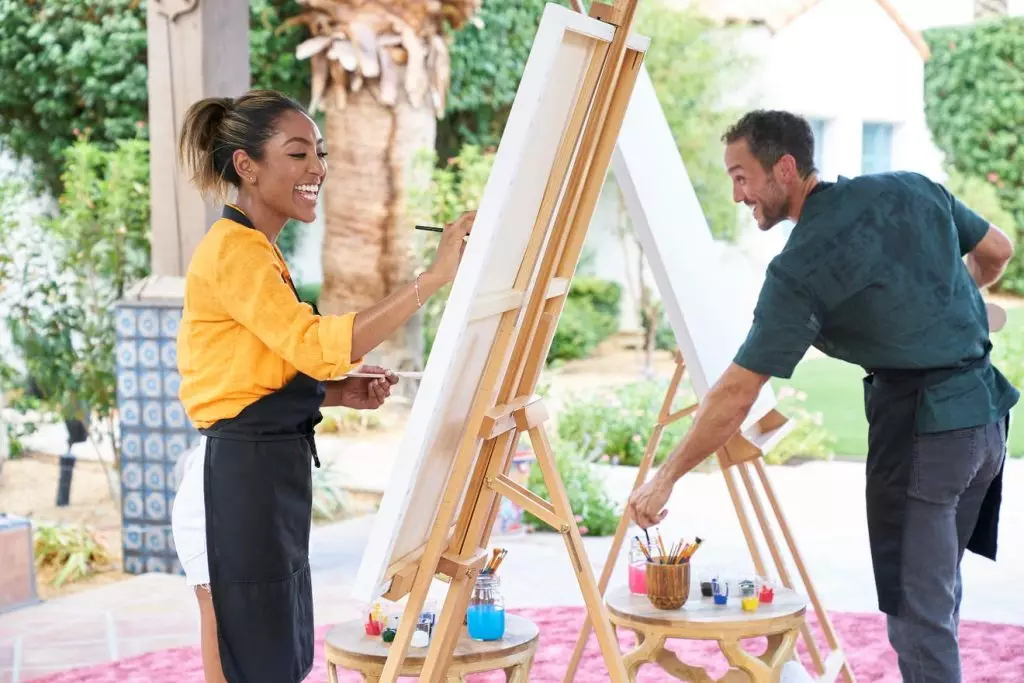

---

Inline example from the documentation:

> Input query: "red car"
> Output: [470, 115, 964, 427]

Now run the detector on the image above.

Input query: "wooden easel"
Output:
[364, 2, 644, 681]
[561, 350, 857, 683]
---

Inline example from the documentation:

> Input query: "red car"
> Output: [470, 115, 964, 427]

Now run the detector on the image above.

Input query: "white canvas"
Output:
[612, 66, 778, 431]
[352, 3, 651, 603]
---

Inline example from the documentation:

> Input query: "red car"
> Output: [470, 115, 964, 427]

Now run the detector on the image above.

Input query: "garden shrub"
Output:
[766, 387, 836, 465]
[0, 135, 150, 457]
[556, 380, 697, 468]
[522, 435, 620, 537]
[923, 17, 1024, 294]
[546, 279, 623, 364]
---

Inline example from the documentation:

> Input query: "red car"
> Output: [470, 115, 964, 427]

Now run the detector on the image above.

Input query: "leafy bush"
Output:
[546, 298, 607, 364]
[522, 436, 620, 537]
[568, 277, 621, 327]
[0, 0, 311, 197]
[992, 320, 1024, 391]
[547, 279, 623, 364]
[34, 522, 113, 587]
[767, 388, 836, 465]
[0, 135, 150, 456]
[923, 18, 1024, 293]
[557, 380, 697, 467]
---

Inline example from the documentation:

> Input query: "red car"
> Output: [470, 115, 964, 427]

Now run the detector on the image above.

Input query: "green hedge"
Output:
[546, 277, 622, 364]
[923, 17, 1024, 293]
[0, 0, 310, 197]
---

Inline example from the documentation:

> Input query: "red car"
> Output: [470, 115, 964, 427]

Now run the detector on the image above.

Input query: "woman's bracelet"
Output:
[414, 274, 423, 308]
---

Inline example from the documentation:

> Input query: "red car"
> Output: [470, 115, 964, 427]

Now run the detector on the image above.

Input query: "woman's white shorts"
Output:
[170, 436, 210, 587]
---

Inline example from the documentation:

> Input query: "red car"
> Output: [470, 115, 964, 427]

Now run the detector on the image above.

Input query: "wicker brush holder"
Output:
[645, 560, 690, 610]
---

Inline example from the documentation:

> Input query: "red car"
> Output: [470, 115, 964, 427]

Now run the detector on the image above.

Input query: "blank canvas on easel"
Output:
[612, 65, 778, 432]
[352, 4, 651, 604]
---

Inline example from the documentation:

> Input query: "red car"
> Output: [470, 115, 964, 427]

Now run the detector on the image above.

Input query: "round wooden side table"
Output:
[605, 584, 808, 682]
[324, 613, 539, 682]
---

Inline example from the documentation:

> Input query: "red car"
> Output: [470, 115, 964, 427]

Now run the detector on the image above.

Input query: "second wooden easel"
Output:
[562, 350, 857, 683]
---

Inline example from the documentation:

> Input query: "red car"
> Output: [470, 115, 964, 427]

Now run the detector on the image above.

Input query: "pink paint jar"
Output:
[628, 539, 647, 595]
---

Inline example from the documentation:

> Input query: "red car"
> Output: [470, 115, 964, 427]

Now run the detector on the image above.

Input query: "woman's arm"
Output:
[349, 268, 445, 361]
[349, 211, 474, 360]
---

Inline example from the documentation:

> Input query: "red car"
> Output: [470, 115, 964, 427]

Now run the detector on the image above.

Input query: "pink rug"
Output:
[28, 607, 1024, 682]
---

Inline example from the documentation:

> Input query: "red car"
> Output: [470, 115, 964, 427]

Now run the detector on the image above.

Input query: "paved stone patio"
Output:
[2, 459, 1021, 682]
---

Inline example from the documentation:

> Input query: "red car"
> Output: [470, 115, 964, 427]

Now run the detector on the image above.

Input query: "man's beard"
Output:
[756, 180, 790, 230]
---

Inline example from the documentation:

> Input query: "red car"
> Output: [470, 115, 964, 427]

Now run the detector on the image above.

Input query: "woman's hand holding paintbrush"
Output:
[416, 211, 475, 284]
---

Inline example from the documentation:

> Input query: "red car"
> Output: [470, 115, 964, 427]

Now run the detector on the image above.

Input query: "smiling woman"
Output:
[170, 89, 476, 683]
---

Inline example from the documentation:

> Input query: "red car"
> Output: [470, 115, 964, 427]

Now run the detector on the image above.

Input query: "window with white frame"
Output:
[861, 122, 894, 175]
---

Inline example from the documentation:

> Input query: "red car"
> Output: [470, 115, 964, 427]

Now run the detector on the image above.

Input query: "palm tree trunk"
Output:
[320, 82, 436, 393]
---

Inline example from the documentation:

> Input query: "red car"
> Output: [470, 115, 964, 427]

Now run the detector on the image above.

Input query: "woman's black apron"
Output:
[862, 351, 1005, 617]
[202, 204, 326, 682]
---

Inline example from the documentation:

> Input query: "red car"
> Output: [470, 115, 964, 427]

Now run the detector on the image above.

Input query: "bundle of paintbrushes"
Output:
[480, 547, 507, 575]
[633, 529, 702, 565]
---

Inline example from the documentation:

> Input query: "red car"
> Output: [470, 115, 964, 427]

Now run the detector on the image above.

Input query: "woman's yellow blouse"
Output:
[177, 217, 361, 428]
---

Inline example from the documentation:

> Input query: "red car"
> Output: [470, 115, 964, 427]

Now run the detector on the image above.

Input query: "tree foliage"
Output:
[0, 0, 149, 195]
[439, 0, 570, 160]
[0, 0, 311, 197]
[923, 17, 1024, 292]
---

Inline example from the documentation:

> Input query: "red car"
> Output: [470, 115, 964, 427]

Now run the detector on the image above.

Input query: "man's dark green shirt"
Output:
[734, 171, 1019, 434]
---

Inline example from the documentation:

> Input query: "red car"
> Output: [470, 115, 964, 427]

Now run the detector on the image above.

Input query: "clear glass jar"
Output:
[628, 538, 648, 595]
[466, 573, 505, 641]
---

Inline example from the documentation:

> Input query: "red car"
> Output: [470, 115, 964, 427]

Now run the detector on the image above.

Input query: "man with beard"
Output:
[627, 109, 1017, 683]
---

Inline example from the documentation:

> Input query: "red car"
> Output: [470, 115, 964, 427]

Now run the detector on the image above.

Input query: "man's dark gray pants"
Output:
[885, 418, 1006, 682]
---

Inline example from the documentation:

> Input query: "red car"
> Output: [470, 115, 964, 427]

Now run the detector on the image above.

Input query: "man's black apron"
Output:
[862, 352, 1005, 617]
[202, 204, 326, 682]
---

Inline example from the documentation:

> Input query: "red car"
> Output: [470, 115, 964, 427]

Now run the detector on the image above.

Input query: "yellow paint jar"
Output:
[741, 596, 759, 612]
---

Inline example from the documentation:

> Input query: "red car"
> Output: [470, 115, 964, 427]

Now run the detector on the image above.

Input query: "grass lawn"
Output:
[774, 305, 1024, 459]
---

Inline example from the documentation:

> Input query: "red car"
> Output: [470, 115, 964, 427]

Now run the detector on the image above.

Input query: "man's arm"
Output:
[627, 265, 822, 528]
[656, 363, 770, 485]
[941, 182, 1015, 288]
[966, 224, 1014, 288]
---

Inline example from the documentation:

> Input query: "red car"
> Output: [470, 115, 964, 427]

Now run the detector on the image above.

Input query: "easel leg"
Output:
[752, 458, 856, 683]
[563, 353, 693, 683]
[719, 454, 768, 577]
[529, 425, 630, 683]
[418, 559, 484, 682]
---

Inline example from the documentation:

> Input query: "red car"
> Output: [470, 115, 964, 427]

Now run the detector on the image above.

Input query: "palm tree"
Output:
[287, 0, 482, 383]
[974, 0, 1008, 19]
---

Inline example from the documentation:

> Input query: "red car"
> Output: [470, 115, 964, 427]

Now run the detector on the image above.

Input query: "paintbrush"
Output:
[682, 537, 703, 560]
[488, 549, 508, 574]
[634, 535, 653, 562]
[415, 224, 470, 241]
[343, 371, 424, 380]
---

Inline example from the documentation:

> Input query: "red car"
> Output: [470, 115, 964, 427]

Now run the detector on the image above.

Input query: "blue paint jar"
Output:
[466, 573, 505, 641]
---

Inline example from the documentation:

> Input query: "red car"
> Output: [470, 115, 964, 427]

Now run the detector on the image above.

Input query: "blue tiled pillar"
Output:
[114, 279, 199, 575]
